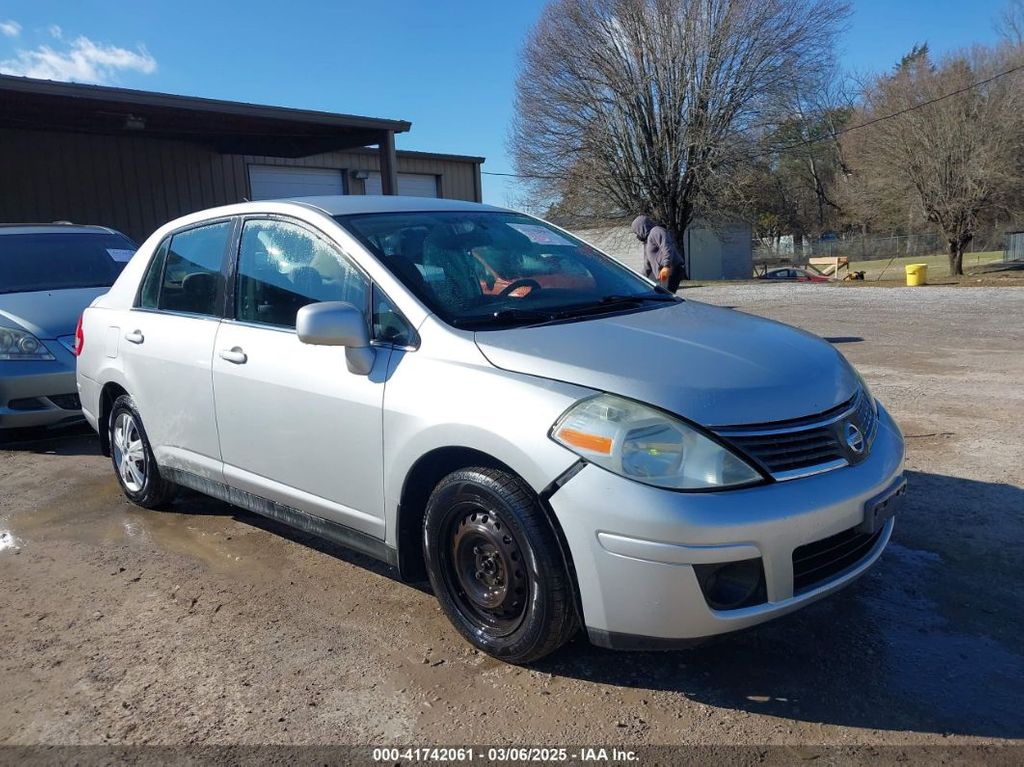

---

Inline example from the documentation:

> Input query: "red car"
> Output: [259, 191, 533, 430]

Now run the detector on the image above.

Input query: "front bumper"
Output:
[548, 402, 905, 647]
[0, 344, 82, 429]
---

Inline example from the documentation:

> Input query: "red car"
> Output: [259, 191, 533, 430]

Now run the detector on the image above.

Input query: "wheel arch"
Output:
[97, 381, 129, 456]
[395, 445, 582, 617]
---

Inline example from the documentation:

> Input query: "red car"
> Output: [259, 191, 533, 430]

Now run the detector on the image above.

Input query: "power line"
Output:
[483, 62, 1024, 179]
[482, 170, 562, 179]
[773, 61, 1024, 152]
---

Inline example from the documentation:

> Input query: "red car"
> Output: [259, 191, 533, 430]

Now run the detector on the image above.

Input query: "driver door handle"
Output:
[219, 347, 247, 365]
[125, 330, 144, 344]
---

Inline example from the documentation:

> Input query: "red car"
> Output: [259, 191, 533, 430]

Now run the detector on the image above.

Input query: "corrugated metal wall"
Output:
[0, 128, 482, 242]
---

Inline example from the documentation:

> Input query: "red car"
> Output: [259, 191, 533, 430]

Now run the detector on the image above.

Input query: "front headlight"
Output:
[550, 394, 763, 490]
[0, 328, 55, 361]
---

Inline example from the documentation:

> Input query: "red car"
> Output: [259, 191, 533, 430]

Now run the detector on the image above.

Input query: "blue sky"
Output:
[0, 0, 1011, 205]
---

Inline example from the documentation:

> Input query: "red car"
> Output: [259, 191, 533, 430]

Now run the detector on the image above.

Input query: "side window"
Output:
[372, 285, 417, 347]
[157, 222, 231, 316]
[137, 238, 170, 309]
[236, 219, 368, 329]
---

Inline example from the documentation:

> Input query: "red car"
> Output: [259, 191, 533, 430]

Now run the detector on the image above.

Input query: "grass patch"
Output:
[844, 251, 1003, 280]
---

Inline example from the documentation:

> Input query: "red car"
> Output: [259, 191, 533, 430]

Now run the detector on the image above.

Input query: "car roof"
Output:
[281, 195, 509, 216]
[0, 223, 125, 236]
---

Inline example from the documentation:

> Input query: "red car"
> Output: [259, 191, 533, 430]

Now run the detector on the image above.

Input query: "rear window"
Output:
[0, 231, 137, 294]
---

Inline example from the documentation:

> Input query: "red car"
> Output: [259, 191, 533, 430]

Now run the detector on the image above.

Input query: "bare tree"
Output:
[842, 46, 1024, 275]
[761, 73, 854, 245]
[511, 0, 850, 270]
[996, 0, 1024, 46]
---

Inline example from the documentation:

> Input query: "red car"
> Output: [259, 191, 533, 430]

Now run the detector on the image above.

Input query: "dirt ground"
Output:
[1, 285, 1022, 749]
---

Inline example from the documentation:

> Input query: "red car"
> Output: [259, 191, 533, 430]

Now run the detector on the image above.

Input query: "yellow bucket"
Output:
[905, 263, 928, 286]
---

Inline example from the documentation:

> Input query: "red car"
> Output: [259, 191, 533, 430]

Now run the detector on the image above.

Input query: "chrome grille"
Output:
[714, 389, 877, 481]
[855, 387, 877, 438]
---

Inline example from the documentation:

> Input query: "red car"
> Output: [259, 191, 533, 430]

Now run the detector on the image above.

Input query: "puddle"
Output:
[3, 471, 284, 576]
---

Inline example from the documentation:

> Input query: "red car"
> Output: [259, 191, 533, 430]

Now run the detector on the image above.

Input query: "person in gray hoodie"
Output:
[631, 215, 686, 291]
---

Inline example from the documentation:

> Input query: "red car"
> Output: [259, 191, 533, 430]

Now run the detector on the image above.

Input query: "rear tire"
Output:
[423, 467, 578, 664]
[109, 394, 176, 509]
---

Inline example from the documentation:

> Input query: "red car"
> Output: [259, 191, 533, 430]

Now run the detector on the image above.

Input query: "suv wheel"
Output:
[423, 467, 578, 664]
[109, 394, 176, 509]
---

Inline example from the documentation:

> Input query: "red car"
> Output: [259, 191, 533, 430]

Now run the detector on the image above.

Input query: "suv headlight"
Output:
[550, 394, 764, 490]
[0, 328, 55, 360]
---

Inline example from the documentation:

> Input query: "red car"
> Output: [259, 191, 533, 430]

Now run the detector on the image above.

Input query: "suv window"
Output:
[236, 219, 368, 329]
[157, 222, 231, 316]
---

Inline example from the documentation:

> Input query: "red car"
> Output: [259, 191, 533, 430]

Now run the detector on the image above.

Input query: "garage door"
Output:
[364, 172, 439, 197]
[248, 166, 346, 200]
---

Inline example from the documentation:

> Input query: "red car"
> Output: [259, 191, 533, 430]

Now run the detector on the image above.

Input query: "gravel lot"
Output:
[1, 285, 1022, 749]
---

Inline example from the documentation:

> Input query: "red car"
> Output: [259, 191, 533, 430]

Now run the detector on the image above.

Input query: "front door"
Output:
[211, 217, 389, 538]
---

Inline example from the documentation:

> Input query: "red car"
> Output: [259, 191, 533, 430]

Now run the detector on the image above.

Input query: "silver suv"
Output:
[76, 197, 905, 663]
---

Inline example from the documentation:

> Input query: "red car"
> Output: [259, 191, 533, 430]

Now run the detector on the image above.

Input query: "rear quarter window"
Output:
[137, 239, 170, 309]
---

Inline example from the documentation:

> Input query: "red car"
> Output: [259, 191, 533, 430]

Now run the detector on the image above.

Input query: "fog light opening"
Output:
[694, 558, 766, 611]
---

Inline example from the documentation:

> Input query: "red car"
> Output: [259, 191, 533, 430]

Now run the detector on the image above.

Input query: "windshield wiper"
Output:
[597, 292, 679, 306]
[457, 293, 679, 330]
[543, 293, 678, 319]
[452, 307, 559, 329]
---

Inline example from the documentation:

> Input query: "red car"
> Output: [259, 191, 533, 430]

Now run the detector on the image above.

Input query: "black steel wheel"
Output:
[446, 504, 530, 635]
[424, 467, 578, 663]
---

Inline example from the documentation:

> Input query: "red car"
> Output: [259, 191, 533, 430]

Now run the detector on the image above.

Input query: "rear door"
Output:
[211, 216, 390, 538]
[122, 219, 235, 479]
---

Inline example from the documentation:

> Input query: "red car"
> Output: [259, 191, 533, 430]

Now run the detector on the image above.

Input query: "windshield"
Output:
[336, 211, 675, 329]
[0, 231, 137, 294]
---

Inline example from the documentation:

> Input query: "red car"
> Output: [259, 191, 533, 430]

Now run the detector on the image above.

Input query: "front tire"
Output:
[109, 394, 176, 509]
[423, 467, 578, 664]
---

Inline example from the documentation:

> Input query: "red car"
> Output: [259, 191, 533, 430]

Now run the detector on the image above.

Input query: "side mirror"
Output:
[296, 301, 375, 375]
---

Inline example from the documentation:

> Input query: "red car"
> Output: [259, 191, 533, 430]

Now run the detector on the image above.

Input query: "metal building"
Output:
[0, 75, 484, 242]
[571, 220, 754, 280]
[1004, 231, 1024, 262]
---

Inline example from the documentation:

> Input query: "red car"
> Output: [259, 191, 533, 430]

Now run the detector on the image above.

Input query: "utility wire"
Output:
[773, 61, 1024, 152]
[484, 62, 1024, 180]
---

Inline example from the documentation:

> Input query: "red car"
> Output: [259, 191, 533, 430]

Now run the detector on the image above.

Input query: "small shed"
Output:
[571, 220, 753, 280]
[1004, 231, 1024, 262]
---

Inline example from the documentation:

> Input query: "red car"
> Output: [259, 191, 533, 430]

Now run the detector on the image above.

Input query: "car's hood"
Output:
[0, 288, 107, 338]
[474, 300, 859, 427]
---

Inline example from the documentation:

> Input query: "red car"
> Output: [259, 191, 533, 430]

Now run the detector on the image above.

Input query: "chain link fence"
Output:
[755, 230, 1010, 263]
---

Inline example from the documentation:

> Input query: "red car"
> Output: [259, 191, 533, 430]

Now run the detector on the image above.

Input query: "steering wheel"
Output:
[498, 278, 542, 297]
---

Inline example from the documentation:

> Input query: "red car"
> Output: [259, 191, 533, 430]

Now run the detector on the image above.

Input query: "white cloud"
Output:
[48, 25, 62, 40]
[0, 20, 21, 37]
[0, 35, 156, 84]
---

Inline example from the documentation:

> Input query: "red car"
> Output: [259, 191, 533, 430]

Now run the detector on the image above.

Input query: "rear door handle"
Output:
[125, 330, 144, 344]
[219, 347, 247, 364]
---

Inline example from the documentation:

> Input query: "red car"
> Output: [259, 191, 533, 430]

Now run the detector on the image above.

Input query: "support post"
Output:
[378, 130, 398, 195]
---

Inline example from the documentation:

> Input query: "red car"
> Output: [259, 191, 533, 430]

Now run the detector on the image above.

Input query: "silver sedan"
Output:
[76, 197, 905, 663]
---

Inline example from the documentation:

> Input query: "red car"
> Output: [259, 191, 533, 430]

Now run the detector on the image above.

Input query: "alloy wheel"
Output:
[112, 412, 147, 493]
